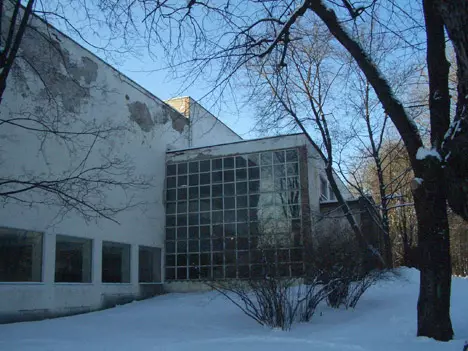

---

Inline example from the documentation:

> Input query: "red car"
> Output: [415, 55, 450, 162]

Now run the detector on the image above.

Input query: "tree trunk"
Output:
[412, 161, 453, 341]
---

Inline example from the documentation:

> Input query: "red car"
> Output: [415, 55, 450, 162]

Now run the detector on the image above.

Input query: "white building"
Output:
[0, 5, 359, 323]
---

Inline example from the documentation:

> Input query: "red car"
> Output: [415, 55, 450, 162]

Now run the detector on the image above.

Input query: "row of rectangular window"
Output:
[166, 164, 299, 189]
[166, 207, 301, 226]
[166, 219, 301, 240]
[166, 248, 304, 266]
[167, 150, 299, 176]
[166, 263, 305, 280]
[0, 228, 160, 283]
[166, 236, 303, 253]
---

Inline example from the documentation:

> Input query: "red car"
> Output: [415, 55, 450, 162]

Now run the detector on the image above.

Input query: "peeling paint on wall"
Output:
[127, 101, 155, 132]
[14, 25, 99, 114]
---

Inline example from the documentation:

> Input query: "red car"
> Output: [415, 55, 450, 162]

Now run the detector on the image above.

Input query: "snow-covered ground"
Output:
[0, 268, 466, 351]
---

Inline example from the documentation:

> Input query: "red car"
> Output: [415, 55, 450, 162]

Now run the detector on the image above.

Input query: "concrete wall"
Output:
[165, 97, 242, 148]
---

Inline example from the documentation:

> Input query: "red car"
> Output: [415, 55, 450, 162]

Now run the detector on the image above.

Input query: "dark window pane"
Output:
[261, 152, 272, 165]
[250, 223, 260, 236]
[212, 210, 223, 224]
[251, 264, 264, 278]
[236, 182, 247, 195]
[224, 210, 236, 223]
[177, 267, 187, 280]
[224, 157, 234, 169]
[189, 161, 199, 173]
[278, 264, 290, 277]
[200, 160, 210, 172]
[177, 214, 187, 226]
[212, 197, 223, 210]
[286, 149, 298, 162]
[236, 168, 247, 181]
[200, 198, 210, 211]
[226, 266, 236, 278]
[278, 249, 290, 262]
[237, 195, 248, 208]
[166, 202, 176, 214]
[189, 240, 200, 254]
[224, 183, 235, 196]
[189, 213, 199, 226]
[177, 188, 187, 200]
[200, 173, 210, 185]
[166, 189, 176, 202]
[237, 237, 249, 250]
[200, 185, 210, 198]
[224, 170, 234, 182]
[200, 212, 210, 225]
[238, 265, 250, 279]
[225, 223, 236, 236]
[212, 225, 224, 237]
[237, 223, 249, 236]
[177, 240, 187, 253]
[200, 239, 211, 252]
[166, 164, 176, 176]
[189, 174, 199, 186]
[248, 153, 259, 167]
[166, 268, 175, 280]
[225, 237, 236, 250]
[189, 253, 199, 266]
[274, 164, 285, 178]
[200, 253, 211, 266]
[166, 254, 176, 266]
[236, 156, 247, 168]
[249, 167, 260, 180]
[212, 184, 223, 197]
[189, 200, 199, 212]
[166, 228, 176, 240]
[166, 241, 175, 253]
[177, 163, 187, 175]
[212, 158, 223, 170]
[212, 238, 223, 250]
[189, 226, 199, 239]
[167, 176, 176, 189]
[274, 150, 285, 163]
[212, 171, 223, 183]
[237, 209, 248, 223]
[139, 246, 161, 283]
[178, 254, 187, 266]
[200, 266, 211, 279]
[287, 163, 299, 176]
[213, 252, 223, 265]
[200, 225, 210, 238]
[213, 266, 224, 279]
[177, 201, 187, 213]
[225, 197, 235, 209]
[166, 215, 176, 227]
[0, 229, 43, 282]
[225, 251, 236, 265]
[189, 187, 199, 199]
[189, 267, 200, 279]
[177, 227, 187, 240]
[178, 175, 187, 187]
[291, 263, 304, 277]
[290, 249, 303, 262]
[249, 181, 260, 193]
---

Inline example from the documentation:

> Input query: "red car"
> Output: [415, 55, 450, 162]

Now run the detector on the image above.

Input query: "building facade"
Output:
[0, 5, 353, 322]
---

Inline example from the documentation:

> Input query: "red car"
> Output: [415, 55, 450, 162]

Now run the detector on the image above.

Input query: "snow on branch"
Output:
[415, 147, 441, 162]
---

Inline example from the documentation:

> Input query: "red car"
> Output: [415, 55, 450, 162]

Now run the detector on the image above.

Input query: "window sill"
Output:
[54, 282, 94, 285]
[102, 283, 133, 285]
[0, 282, 45, 285]
[139, 282, 163, 285]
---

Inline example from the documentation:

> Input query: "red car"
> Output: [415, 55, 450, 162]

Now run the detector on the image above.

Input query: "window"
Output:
[328, 183, 336, 201]
[102, 241, 131, 283]
[165, 148, 304, 281]
[320, 176, 328, 201]
[55, 235, 92, 283]
[0, 227, 43, 282]
[139, 246, 161, 283]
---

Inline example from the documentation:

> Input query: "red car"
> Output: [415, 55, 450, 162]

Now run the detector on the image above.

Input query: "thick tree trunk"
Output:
[412, 161, 453, 341]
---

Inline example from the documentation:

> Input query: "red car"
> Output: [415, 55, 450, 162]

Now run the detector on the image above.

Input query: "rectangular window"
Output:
[139, 246, 161, 283]
[102, 241, 131, 283]
[0, 227, 43, 282]
[55, 235, 92, 283]
[320, 177, 328, 201]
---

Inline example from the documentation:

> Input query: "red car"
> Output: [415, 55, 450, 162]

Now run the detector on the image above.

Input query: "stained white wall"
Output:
[0, 6, 232, 321]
